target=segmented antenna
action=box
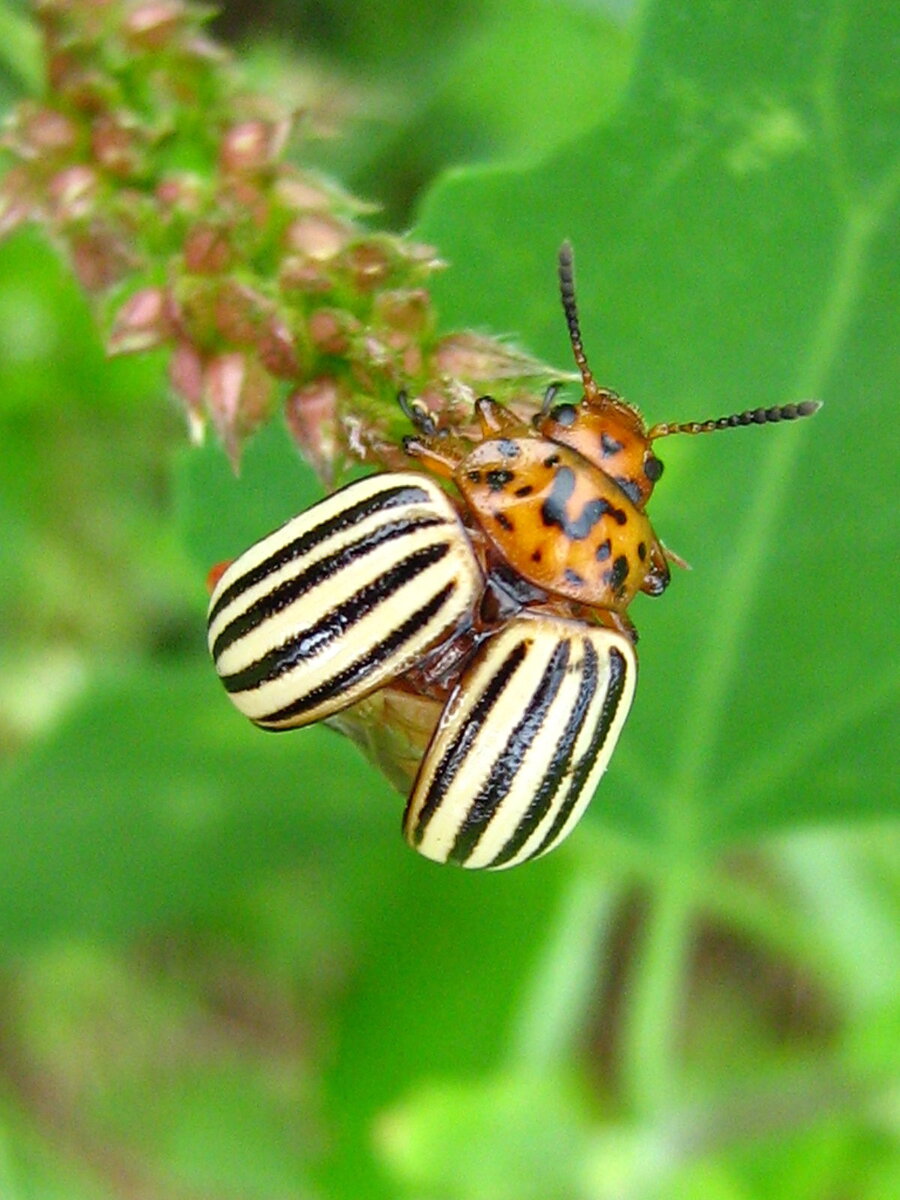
[648,401,822,440]
[558,241,602,402]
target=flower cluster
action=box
[1,0,559,475]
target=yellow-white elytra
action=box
[403,614,636,869]
[207,472,482,729]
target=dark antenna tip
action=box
[648,400,823,440]
[557,241,599,400]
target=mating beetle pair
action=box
[208,245,819,869]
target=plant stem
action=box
[507,866,618,1071]
[621,855,696,1120]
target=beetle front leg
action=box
[474,395,529,438]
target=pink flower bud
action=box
[212,280,268,345]
[220,119,289,174]
[183,222,232,274]
[205,352,274,464]
[433,332,549,385]
[91,115,139,178]
[309,310,352,355]
[374,289,430,334]
[285,379,339,480]
[123,1,186,49]
[21,107,79,156]
[48,165,98,221]
[258,316,302,379]
[278,255,332,292]
[169,339,205,409]
[274,176,334,212]
[284,214,349,260]
[107,286,172,354]
[71,228,135,292]
[347,241,391,291]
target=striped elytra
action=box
[206,244,820,870]
[207,472,482,729]
[403,615,636,869]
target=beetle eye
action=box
[644,455,664,482]
[549,403,578,427]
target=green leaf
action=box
[416,0,899,852]
[376,1071,594,1200]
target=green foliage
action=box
[0,1,897,1198]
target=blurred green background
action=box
[0,0,898,1197]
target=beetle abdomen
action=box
[208,472,482,729]
[403,614,636,869]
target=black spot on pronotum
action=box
[486,469,514,492]
[543,454,561,468]
[514,484,534,498]
[467,469,482,484]
[601,432,623,456]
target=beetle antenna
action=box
[648,400,822,440]
[558,242,603,403]
[539,382,562,416]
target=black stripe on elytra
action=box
[409,639,528,845]
[258,581,458,725]
[448,638,571,865]
[540,466,613,540]
[208,481,430,626]
[488,638,599,868]
[211,514,447,661]
[526,644,628,861]
[221,541,450,694]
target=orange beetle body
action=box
[404,398,669,625]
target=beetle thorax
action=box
[536,394,664,510]
[454,436,663,614]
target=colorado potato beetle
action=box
[208,243,820,869]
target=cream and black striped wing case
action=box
[207,472,482,729]
[404,615,636,869]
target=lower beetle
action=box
[208,244,820,869]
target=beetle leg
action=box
[474,395,529,437]
[638,539,671,598]
[403,433,468,479]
